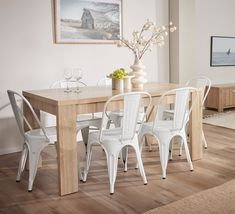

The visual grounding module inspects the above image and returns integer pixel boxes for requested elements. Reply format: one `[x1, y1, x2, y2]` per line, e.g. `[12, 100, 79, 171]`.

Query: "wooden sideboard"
[205, 83, 235, 112]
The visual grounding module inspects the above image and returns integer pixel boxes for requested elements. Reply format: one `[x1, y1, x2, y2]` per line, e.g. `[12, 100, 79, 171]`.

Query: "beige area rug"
[143, 179, 235, 214]
[203, 111, 235, 129]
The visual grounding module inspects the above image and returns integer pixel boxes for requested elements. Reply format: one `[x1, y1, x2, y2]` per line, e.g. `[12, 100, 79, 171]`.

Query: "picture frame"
[210, 36, 235, 66]
[54, 0, 123, 44]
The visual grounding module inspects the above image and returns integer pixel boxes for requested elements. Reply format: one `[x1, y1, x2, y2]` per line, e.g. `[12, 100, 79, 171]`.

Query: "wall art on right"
[210, 36, 235, 66]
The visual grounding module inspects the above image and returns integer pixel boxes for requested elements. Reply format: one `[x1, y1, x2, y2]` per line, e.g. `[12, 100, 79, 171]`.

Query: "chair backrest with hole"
[185, 76, 211, 105]
[153, 87, 197, 131]
[7, 90, 49, 141]
[100, 92, 151, 141]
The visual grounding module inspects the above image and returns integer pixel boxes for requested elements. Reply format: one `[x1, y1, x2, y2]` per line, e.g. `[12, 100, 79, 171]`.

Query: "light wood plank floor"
[0, 124, 234, 214]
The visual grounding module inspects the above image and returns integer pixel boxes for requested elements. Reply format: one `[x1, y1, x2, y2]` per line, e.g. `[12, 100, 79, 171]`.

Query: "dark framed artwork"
[54, 0, 123, 44]
[210, 36, 235, 66]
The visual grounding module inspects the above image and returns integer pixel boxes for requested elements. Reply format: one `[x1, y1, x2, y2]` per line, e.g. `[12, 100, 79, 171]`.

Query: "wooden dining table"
[22, 82, 202, 196]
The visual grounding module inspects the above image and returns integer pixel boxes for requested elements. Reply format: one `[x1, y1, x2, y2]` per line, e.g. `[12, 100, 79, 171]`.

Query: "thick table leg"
[189, 90, 203, 160]
[56, 105, 78, 196]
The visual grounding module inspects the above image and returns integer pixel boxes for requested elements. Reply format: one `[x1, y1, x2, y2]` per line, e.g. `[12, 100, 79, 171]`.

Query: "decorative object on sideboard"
[116, 19, 176, 88]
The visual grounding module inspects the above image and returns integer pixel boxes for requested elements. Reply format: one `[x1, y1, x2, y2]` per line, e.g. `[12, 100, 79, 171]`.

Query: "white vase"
[112, 78, 124, 91]
[123, 75, 134, 90]
[130, 57, 147, 89]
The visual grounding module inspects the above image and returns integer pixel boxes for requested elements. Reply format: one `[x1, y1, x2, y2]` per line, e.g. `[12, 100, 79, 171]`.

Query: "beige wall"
[170, 0, 235, 84]
[0, 0, 169, 154]
[169, 0, 195, 84]
[195, 0, 235, 84]
[156, 0, 170, 82]
[169, 0, 179, 83]
[179, 0, 195, 83]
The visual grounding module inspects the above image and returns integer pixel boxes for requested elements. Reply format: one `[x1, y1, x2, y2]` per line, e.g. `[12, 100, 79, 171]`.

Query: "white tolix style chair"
[138, 87, 197, 179]
[163, 76, 211, 152]
[82, 92, 152, 194]
[7, 90, 58, 192]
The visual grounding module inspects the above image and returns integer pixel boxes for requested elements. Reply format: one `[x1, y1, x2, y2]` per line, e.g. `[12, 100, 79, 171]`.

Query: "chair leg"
[106, 119, 111, 129]
[179, 139, 183, 156]
[81, 127, 89, 148]
[106, 151, 119, 194]
[202, 130, 207, 149]
[113, 117, 122, 128]
[77, 152, 83, 181]
[146, 136, 152, 152]
[169, 139, 174, 160]
[121, 146, 128, 172]
[16, 143, 28, 182]
[135, 133, 145, 169]
[158, 143, 170, 179]
[83, 143, 93, 182]
[181, 134, 193, 171]
[27, 143, 46, 192]
[133, 143, 147, 184]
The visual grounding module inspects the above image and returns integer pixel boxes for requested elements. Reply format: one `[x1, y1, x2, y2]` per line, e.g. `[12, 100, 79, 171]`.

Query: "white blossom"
[117, 19, 176, 60]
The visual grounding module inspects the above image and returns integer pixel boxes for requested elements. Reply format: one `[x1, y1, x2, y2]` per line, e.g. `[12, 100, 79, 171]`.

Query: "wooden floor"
[0, 124, 235, 214]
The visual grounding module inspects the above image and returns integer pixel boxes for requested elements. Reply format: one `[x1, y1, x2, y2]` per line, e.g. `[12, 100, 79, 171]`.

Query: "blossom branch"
[116, 20, 176, 61]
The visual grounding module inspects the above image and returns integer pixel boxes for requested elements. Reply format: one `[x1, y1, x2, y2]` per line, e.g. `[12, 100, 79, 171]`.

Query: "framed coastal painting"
[210, 36, 235, 66]
[54, 0, 123, 44]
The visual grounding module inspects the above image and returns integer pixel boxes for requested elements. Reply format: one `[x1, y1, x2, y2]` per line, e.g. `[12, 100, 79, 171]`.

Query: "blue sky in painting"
[213, 37, 235, 52]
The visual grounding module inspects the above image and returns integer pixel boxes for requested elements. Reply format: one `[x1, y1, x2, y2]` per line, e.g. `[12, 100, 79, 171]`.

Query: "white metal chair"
[97, 78, 147, 166]
[82, 92, 152, 194]
[138, 87, 197, 179]
[7, 90, 58, 192]
[164, 76, 211, 150]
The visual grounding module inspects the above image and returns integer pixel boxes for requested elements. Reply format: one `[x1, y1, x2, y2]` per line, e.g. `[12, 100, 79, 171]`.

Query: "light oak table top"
[22, 82, 202, 196]
[23, 82, 182, 106]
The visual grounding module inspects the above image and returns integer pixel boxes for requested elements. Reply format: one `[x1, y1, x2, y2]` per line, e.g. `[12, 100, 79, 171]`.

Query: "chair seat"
[89, 128, 123, 143]
[163, 109, 174, 119]
[77, 115, 102, 130]
[108, 111, 123, 122]
[25, 120, 102, 144]
[77, 114, 100, 122]
[143, 120, 178, 133]
[164, 110, 174, 114]
[25, 126, 57, 143]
